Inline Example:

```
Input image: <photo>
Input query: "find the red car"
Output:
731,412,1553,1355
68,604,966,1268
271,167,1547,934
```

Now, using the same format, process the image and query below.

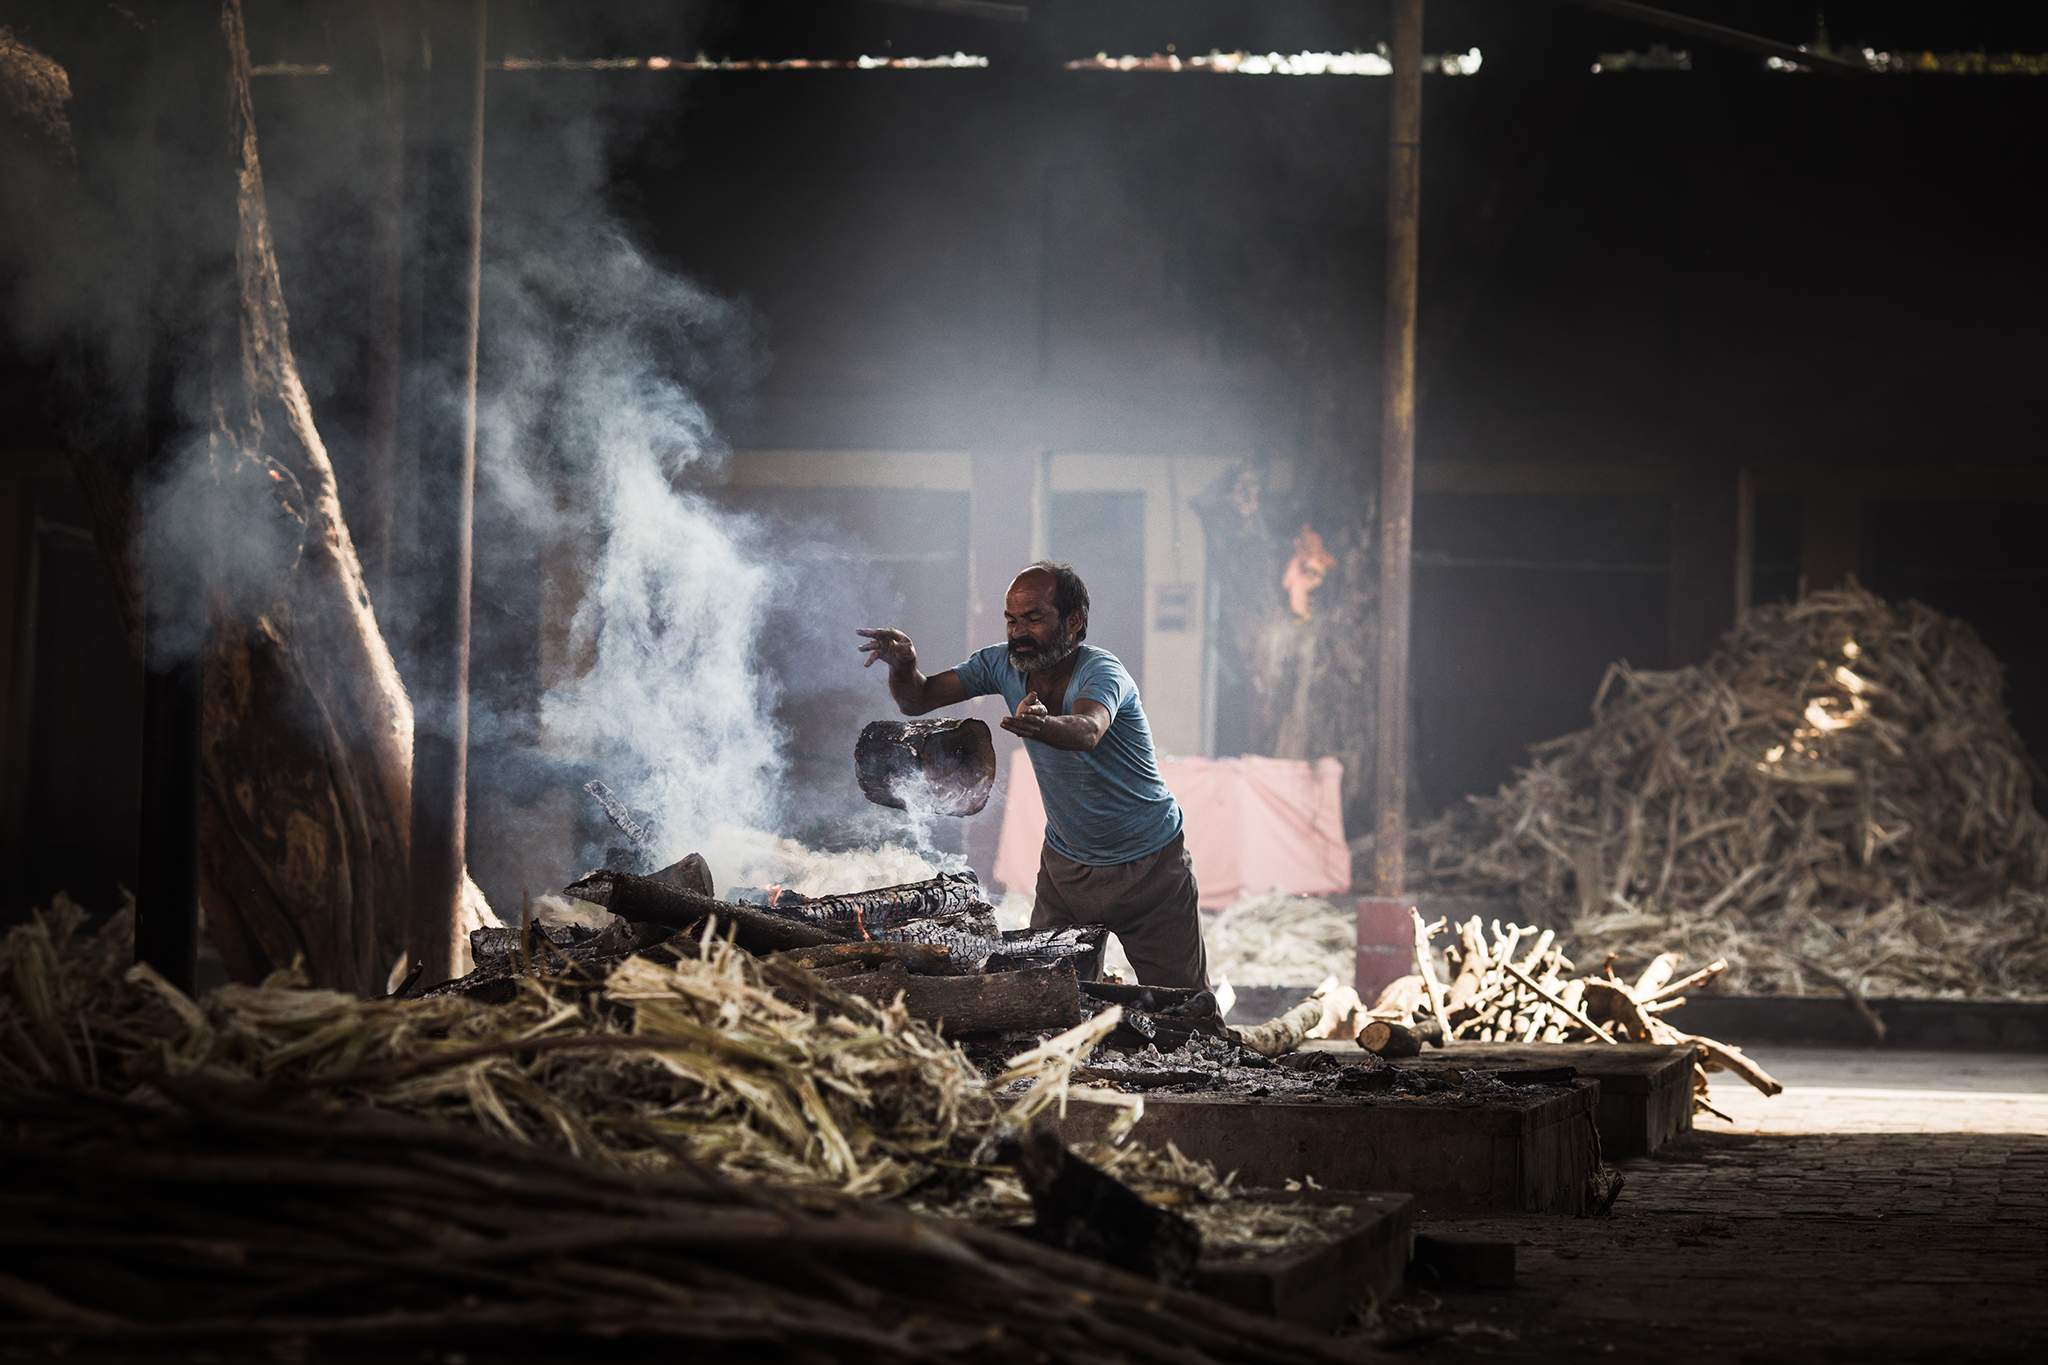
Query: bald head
1004,560,1089,670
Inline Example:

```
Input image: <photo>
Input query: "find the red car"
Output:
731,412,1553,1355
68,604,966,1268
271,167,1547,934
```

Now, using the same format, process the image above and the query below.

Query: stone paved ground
1385,1048,2048,1363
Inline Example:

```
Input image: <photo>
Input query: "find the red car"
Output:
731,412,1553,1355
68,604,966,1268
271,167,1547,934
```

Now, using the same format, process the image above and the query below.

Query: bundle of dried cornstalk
1367,910,1780,1117
1407,587,2048,997
0,1084,1368,1363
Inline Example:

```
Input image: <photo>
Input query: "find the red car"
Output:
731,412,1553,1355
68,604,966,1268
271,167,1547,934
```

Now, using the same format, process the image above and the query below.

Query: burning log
564,868,842,953
774,870,999,941
837,959,1084,1036
856,718,997,816
987,924,1108,980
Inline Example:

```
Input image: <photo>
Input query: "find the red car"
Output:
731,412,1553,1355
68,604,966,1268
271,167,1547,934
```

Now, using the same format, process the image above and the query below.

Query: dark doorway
2,472,143,924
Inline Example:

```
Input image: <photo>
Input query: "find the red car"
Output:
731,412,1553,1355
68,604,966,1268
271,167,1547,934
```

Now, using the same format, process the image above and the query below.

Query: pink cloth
993,751,1351,907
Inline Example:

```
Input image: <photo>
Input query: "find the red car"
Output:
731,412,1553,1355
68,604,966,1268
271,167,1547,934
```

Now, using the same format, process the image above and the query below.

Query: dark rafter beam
1562,0,1869,75
866,0,1029,22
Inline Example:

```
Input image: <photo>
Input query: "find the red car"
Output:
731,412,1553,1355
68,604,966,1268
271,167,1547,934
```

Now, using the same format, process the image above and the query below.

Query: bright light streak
1066,47,1482,77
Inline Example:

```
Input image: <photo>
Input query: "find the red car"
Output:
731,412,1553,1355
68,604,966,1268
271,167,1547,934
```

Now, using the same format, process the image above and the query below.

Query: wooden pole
406,0,487,986
356,6,410,611
1372,0,1421,900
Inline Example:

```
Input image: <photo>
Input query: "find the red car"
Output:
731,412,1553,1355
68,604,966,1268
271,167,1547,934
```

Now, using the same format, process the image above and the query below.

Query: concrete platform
1302,1039,1698,1158
1672,994,2048,1051
1055,1083,1601,1215
1195,1190,1414,1330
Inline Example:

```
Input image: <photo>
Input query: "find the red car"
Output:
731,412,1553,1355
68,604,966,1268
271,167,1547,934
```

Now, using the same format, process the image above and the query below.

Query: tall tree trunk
8,2,496,990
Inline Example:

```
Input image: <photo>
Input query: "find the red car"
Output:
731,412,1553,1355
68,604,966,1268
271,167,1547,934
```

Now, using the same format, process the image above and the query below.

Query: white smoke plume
474,218,785,866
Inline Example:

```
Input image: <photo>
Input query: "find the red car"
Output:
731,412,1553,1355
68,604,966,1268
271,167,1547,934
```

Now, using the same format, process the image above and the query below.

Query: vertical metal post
407,0,486,986
1372,0,1422,902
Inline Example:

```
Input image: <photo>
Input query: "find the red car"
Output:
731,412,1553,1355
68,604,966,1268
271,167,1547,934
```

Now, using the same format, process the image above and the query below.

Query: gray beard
1008,631,1079,672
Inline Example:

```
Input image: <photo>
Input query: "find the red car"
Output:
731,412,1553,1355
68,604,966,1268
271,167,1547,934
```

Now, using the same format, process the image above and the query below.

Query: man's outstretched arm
857,628,971,715
1001,693,1110,751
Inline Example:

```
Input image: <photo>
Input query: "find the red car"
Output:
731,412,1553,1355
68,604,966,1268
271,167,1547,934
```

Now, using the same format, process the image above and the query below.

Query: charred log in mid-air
855,719,997,816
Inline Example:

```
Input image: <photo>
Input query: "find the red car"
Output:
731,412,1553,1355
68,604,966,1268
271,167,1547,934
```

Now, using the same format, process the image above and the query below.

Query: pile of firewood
1407,587,2048,998
1362,910,1781,1117
550,863,1110,1039
0,1083,1363,1363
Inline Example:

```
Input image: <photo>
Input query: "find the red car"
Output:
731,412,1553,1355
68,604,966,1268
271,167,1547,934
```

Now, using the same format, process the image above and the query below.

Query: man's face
1005,575,1078,670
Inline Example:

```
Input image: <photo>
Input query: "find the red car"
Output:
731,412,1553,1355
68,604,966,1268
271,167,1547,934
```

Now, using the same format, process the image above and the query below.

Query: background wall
5,1,2046,921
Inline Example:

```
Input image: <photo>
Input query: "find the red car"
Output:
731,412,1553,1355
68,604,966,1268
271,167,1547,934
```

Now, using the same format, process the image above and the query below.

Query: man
857,561,1210,989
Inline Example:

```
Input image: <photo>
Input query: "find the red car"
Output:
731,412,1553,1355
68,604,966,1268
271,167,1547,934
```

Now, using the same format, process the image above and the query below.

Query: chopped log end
1233,991,1325,1058
1356,1017,1440,1058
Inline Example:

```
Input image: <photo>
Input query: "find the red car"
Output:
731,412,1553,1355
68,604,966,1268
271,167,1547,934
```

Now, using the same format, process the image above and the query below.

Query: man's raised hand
1000,689,1051,740
856,627,918,674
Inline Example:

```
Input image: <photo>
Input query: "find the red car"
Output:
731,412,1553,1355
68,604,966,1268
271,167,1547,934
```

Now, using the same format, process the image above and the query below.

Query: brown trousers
1031,832,1211,990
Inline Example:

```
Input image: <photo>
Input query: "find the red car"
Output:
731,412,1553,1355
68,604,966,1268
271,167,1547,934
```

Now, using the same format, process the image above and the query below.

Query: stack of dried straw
0,900,1367,1358
1410,588,2048,997
2,897,990,1197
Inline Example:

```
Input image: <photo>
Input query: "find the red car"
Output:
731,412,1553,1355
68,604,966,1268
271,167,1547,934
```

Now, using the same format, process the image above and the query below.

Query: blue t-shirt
952,643,1184,867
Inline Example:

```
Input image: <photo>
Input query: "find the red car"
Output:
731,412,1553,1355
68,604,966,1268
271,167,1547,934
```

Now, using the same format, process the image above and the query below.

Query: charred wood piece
466,917,666,974
989,924,1107,980
838,960,1083,1035
1005,1125,1200,1288
565,869,844,953
775,871,998,941
856,718,997,816
774,941,961,975
649,852,715,897
1082,980,1229,1052
860,921,1107,978
583,779,652,847
419,918,677,1001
